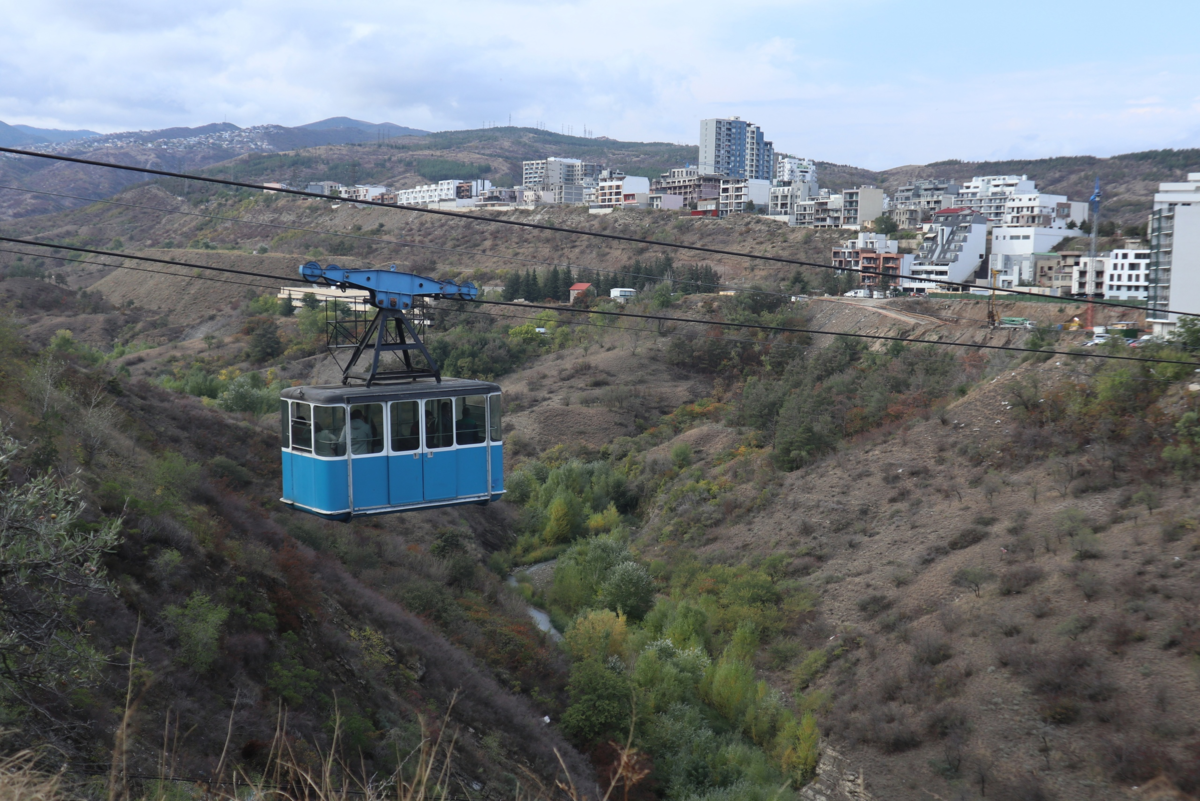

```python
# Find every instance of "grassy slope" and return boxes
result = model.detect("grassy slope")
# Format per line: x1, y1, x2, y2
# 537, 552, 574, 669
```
0, 286, 596, 796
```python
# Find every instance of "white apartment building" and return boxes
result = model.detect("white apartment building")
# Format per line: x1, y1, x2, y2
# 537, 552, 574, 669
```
393, 179, 492, 206
775, 156, 818, 189
956, 175, 1037, 222
1002, 193, 1088, 229
718, 178, 770, 217
1148, 173, 1200, 337
699, 117, 774, 179
595, 172, 651, 208
1073, 249, 1150, 300
902, 208, 989, 292
793, 191, 845, 228
768, 181, 816, 218
987, 225, 1075, 287
339, 185, 389, 202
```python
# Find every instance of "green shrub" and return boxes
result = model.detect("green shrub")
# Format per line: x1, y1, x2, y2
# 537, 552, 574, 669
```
210, 456, 254, 488
268, 633, 322, 705
792, 649, 827, 690
561, 660, 630, 745
163, 593, 229, 673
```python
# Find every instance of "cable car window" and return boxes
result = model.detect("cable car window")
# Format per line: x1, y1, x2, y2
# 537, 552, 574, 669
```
456, 396, 486, 445
489, 394, 502, 442
313, 405, 346, 457
280, 400, 290, 449
290, 402, 312, 452
389, 401, 420, 453
350, 403, 384, 454
426, 399, 455, 450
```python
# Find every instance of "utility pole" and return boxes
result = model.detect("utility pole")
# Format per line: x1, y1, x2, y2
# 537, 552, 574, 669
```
988, 268, 1000, 327
1087, 178, 1102, 332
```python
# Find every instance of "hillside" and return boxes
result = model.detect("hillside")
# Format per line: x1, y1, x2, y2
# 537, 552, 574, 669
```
3, 176, 1200, 800
820, 149, 1200, 227
6, 121, 1196, 229
0, 119, 428, 221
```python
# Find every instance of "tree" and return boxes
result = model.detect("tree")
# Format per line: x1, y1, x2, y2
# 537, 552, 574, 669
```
546, 267, 562, 303
873, 214, 898, 235
560, 660, 631, 745
246, 319, 283, 362
1171, 317, 1200, 351
525, 270, 542, 302
563, 609, 628, 660
598, 561, 655, 620
0, 430, 122, 725
301, 292, 321, 311
503, 271, 523, 301
952, 566, 993, 597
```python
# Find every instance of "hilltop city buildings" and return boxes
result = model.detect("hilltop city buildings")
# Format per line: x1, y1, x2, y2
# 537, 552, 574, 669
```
294, 115, 1194, 305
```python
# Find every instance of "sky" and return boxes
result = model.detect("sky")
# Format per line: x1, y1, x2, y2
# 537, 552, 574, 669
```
3, 0, 1200, 170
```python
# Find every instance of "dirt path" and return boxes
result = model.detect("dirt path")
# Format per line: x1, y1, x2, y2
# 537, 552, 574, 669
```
810, 297, 946, 327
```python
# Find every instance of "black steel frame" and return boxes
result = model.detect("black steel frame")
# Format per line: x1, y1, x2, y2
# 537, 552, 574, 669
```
326, 305, 440, 386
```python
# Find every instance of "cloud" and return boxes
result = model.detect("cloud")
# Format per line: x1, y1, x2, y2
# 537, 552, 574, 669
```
1, 0, 1199, 168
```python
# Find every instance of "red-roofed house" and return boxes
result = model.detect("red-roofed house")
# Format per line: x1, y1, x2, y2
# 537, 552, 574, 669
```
569, 283, 594, 302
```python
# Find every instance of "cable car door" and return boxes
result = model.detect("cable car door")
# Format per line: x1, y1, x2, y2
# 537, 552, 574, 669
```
423, 398, 457, 502
349, 403, 388, 511
388, 400, 423, 506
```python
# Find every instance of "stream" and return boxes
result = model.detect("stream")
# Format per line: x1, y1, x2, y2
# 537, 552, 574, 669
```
506, 560, 563, 641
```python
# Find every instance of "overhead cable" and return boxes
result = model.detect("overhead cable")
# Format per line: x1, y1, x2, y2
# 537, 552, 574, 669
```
3, 237, 1194, 367
0, 145, 1189, 318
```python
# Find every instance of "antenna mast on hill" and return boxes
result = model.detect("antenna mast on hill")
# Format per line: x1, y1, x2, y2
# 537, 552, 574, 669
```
1087, 178, 1102, 331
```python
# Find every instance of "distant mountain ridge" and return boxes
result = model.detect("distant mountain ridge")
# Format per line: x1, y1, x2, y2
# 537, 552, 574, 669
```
299, 117, 429, 138
0, 120, 100, 147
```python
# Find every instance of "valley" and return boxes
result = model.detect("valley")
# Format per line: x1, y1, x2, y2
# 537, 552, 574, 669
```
0, 168, 1198, 801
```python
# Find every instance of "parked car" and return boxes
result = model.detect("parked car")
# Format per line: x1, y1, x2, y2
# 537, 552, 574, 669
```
843, 289, 871, 298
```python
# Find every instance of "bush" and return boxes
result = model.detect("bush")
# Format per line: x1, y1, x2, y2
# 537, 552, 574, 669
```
913, 632, 953, 666
560, 660, 630, 745
998, 564, 1044, 595
163, 592, 229, 673
948, 526, 988, 550
792, 649, 827, 690
856, 594, 893, 620
563, 609, 628, 660
670, 442, 693, 469
210, 456, 254, 488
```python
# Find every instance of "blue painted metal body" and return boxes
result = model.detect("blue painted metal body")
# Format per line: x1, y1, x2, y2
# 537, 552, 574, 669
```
299, 261, 477, 311
279, 380, 504, 520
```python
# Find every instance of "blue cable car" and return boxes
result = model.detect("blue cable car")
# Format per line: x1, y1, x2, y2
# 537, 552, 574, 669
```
279, 262, 504, 520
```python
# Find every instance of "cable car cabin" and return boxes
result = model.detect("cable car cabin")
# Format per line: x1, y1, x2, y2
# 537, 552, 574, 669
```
279, 380, 504, 520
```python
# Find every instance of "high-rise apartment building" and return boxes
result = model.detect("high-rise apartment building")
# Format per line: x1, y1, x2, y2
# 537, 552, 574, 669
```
1147, 173, 1200, 337
699, 117, 774, 180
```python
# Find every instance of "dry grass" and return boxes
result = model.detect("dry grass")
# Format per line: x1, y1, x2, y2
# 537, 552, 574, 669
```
0, 751, 68, 801
3, 695, 637, 801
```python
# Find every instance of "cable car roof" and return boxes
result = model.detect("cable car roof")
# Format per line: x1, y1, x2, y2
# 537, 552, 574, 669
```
281, 378, 500, 406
